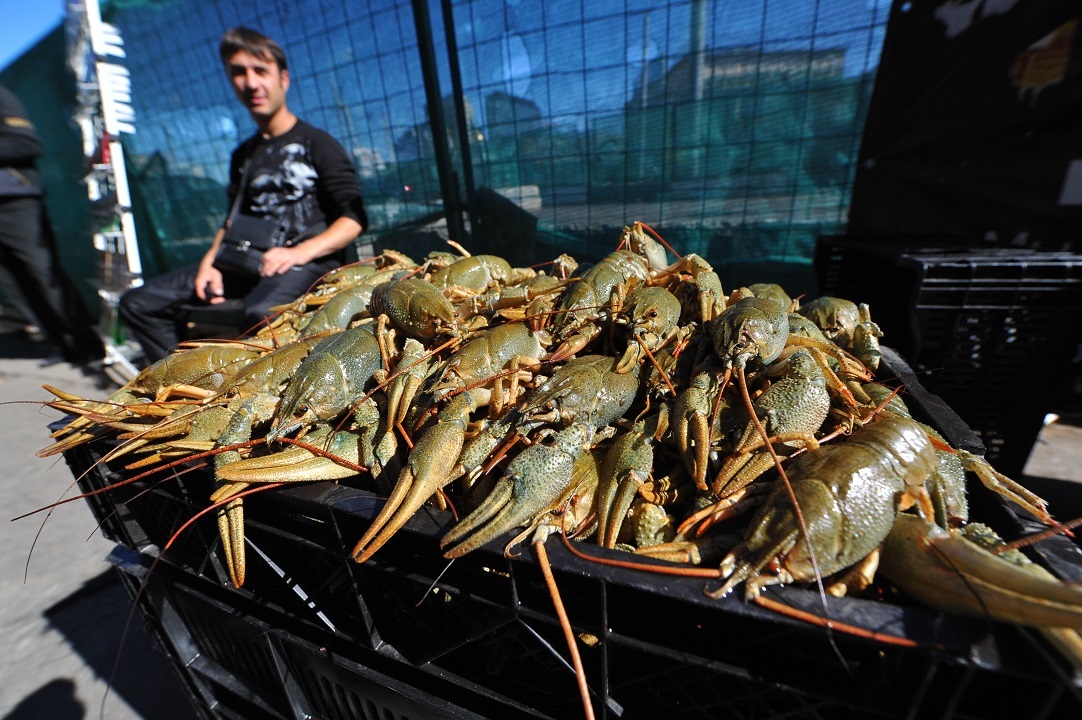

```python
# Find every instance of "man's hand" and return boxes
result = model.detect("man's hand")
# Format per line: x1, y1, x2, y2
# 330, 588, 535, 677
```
195, 264, 226, 304
260, 217, 362, 276
261, 245, 309, 276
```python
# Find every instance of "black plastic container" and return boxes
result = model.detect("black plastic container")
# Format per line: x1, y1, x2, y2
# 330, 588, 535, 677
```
65, 349, 1082, 719
815, 236, 1082, 476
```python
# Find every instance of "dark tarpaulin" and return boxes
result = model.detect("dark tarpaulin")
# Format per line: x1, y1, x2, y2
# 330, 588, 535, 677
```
0, 27, 99, 313
848, 1, 1082, 250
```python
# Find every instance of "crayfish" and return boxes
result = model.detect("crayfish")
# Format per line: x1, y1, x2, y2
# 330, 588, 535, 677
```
23, 228, 1082, 720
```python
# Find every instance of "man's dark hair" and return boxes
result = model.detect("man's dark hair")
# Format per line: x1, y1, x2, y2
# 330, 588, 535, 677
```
219, 27, 288, 72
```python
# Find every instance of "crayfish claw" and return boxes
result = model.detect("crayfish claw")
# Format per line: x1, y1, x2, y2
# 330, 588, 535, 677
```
217, 497, 246, 588
352, 400, 474, 562
440, 478, 515, 557
442, 423, 592, 559
214, 430, 363, 483
351, 464, 425, 563
879, 514, 1082, 629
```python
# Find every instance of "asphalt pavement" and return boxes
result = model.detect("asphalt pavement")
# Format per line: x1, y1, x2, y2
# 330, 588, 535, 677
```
0, 326, 196, 720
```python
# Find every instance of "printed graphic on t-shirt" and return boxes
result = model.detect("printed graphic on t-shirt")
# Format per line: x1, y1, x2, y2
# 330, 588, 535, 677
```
249, 141, 317, 239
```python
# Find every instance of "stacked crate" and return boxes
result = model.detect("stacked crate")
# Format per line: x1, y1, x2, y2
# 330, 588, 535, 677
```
815, 237, 1082, 477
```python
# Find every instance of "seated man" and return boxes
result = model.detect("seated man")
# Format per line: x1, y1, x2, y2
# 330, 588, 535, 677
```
120, 26, 367, 363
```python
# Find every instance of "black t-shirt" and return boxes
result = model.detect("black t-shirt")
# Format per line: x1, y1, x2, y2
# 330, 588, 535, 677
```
226, 119, 367, 252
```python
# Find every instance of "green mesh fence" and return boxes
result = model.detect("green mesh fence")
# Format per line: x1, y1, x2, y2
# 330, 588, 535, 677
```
98, 0, 887, 295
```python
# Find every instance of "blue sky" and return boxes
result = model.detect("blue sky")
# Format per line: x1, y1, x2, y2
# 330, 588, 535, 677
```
0, 1, 65, 72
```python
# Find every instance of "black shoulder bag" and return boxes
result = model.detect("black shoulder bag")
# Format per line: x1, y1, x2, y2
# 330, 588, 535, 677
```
212, 160, 281, 277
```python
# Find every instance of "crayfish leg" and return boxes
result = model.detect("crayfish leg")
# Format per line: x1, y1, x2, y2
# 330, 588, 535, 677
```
957, 450, 1052, 525
712, 527, 800, 600
825, 548, 880, 598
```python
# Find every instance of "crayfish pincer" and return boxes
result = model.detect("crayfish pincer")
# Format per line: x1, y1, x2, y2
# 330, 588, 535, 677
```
441, 422, 594, 558
878, 513, 1082, 630
434, 355, 642, 559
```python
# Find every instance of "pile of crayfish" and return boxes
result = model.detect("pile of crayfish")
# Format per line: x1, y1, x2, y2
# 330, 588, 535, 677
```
33, 222, 1082, 710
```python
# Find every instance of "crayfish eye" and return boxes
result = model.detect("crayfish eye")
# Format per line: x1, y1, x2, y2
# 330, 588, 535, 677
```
226, 387, 240, 398
296, 403, 309, 417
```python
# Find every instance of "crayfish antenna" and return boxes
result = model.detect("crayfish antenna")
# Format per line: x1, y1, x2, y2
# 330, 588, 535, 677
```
533, 538, 597, 720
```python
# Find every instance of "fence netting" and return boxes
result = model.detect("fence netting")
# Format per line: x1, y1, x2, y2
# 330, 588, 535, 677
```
102, 0, 889, 291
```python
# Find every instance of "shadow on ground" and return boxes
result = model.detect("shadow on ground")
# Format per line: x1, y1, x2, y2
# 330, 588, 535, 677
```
0, 321, 55, 360
0, 570, 198, 720
0, 321, 117, 395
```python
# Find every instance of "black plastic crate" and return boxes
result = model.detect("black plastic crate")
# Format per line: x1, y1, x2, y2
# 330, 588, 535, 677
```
815, 236, 1082, 476
176, 300, 248, 342
65, 348, 1082, 720
107, 546, 495, 720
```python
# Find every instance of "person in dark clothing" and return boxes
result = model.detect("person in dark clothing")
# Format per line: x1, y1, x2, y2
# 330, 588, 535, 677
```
0, 83, 105, 365
119, 27, 367, 363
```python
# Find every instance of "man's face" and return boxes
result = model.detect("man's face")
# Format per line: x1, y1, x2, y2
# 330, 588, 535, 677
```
226, 49, 289, 120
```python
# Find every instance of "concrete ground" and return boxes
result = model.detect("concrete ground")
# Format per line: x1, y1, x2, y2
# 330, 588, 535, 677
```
0, 323, 1079, 720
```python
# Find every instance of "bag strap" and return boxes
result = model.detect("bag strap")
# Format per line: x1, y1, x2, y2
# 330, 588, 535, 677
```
224, 158, 255, 229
